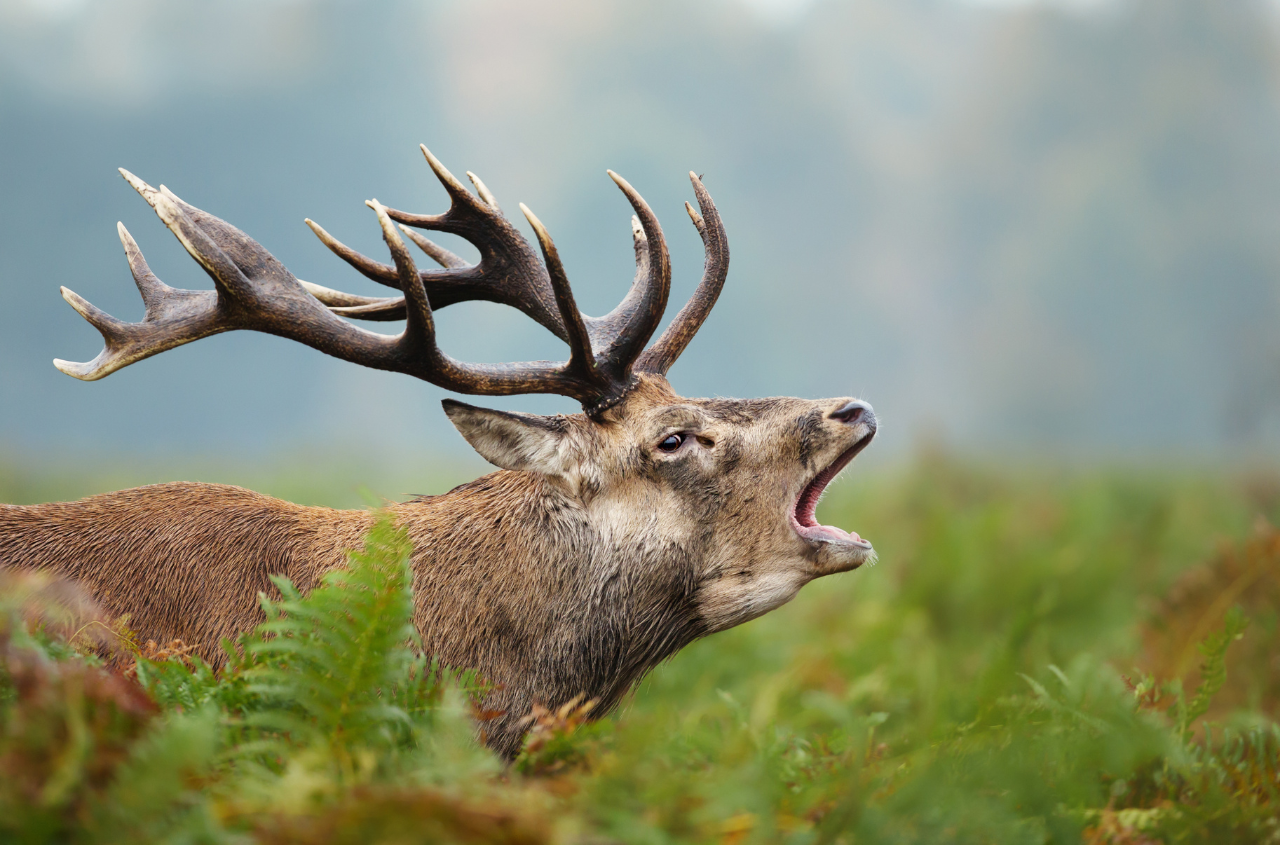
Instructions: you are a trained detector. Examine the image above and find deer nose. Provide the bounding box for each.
[829,400,875,429]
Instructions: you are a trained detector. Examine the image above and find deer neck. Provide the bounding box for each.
[397,469,707,717]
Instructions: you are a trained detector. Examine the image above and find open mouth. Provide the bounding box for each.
[790,434,874,548]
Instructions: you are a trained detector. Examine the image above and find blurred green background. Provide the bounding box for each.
[4,0,1280,484]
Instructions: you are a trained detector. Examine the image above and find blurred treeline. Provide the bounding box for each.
[3,0,1280,469]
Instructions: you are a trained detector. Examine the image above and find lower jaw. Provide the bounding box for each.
[801,524,868,546]
[790,514,872,549]
[796,533,875,573]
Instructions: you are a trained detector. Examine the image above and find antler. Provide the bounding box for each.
[635,173,729,375]
[56,147,728,415]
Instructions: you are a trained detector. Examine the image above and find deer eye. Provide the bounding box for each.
[657,433,685,452]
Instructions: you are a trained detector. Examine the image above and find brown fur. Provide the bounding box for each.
[0,375,876,758]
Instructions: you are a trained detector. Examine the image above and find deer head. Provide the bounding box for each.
[441,381,876,636]
[51,147,877,741]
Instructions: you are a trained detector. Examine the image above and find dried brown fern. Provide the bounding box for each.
[1140,522,1280,722]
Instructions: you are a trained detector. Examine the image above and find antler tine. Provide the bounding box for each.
[328,299,409,321]
[398,224,468,269]
[635,172,729,375]
[307,145,570,341]
[418,144,477,208]
[55,170,413,382]
[304,217,404,289]
[297,221,465,324]
[116,221,170,310]
[587,170,671,376]
[520,203,599,381]
[381,145,492,233]
[53,222,189,380]
[122,171,250,301]
[299,280,410,326]
[364,196,624,404]
[298,280,396,308]
[467,171,501,210]
[366,199,438,352]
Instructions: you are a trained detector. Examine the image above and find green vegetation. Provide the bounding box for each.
[3,458,1280,842]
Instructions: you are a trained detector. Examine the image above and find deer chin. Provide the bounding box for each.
[790,435,875,566]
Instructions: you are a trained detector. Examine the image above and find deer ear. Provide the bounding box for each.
[442,399,573,477]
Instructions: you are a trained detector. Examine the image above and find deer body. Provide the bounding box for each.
[1,149,878,757]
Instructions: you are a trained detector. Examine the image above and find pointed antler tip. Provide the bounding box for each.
[59,286,97,321]
[607,169,635,192]
[60,285,89,307]
[60,284,82,304]
[467,171,499,207]
[367,199,406,249]
[369,201,394,229]
[154,183,188,212]
[519,202,548,234]
[119,168,152,196]
[685,200,705,233]
[53,357,101,381]
[605,171,656,223]
[418,144,446,171]
[116,221,139,250]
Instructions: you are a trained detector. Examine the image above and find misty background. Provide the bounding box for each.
[2,0,1279,496]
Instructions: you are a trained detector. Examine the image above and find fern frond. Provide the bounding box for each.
[236,514,421,760]
[1178,606,1249,743]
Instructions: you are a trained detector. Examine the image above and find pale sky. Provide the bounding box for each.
[19,0,1121,21]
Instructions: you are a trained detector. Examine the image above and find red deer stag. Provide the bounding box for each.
[0,146,877,759]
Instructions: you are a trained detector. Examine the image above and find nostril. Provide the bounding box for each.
[830,400,873,426]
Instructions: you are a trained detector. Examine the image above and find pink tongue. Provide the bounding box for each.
[817,525,862,542]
